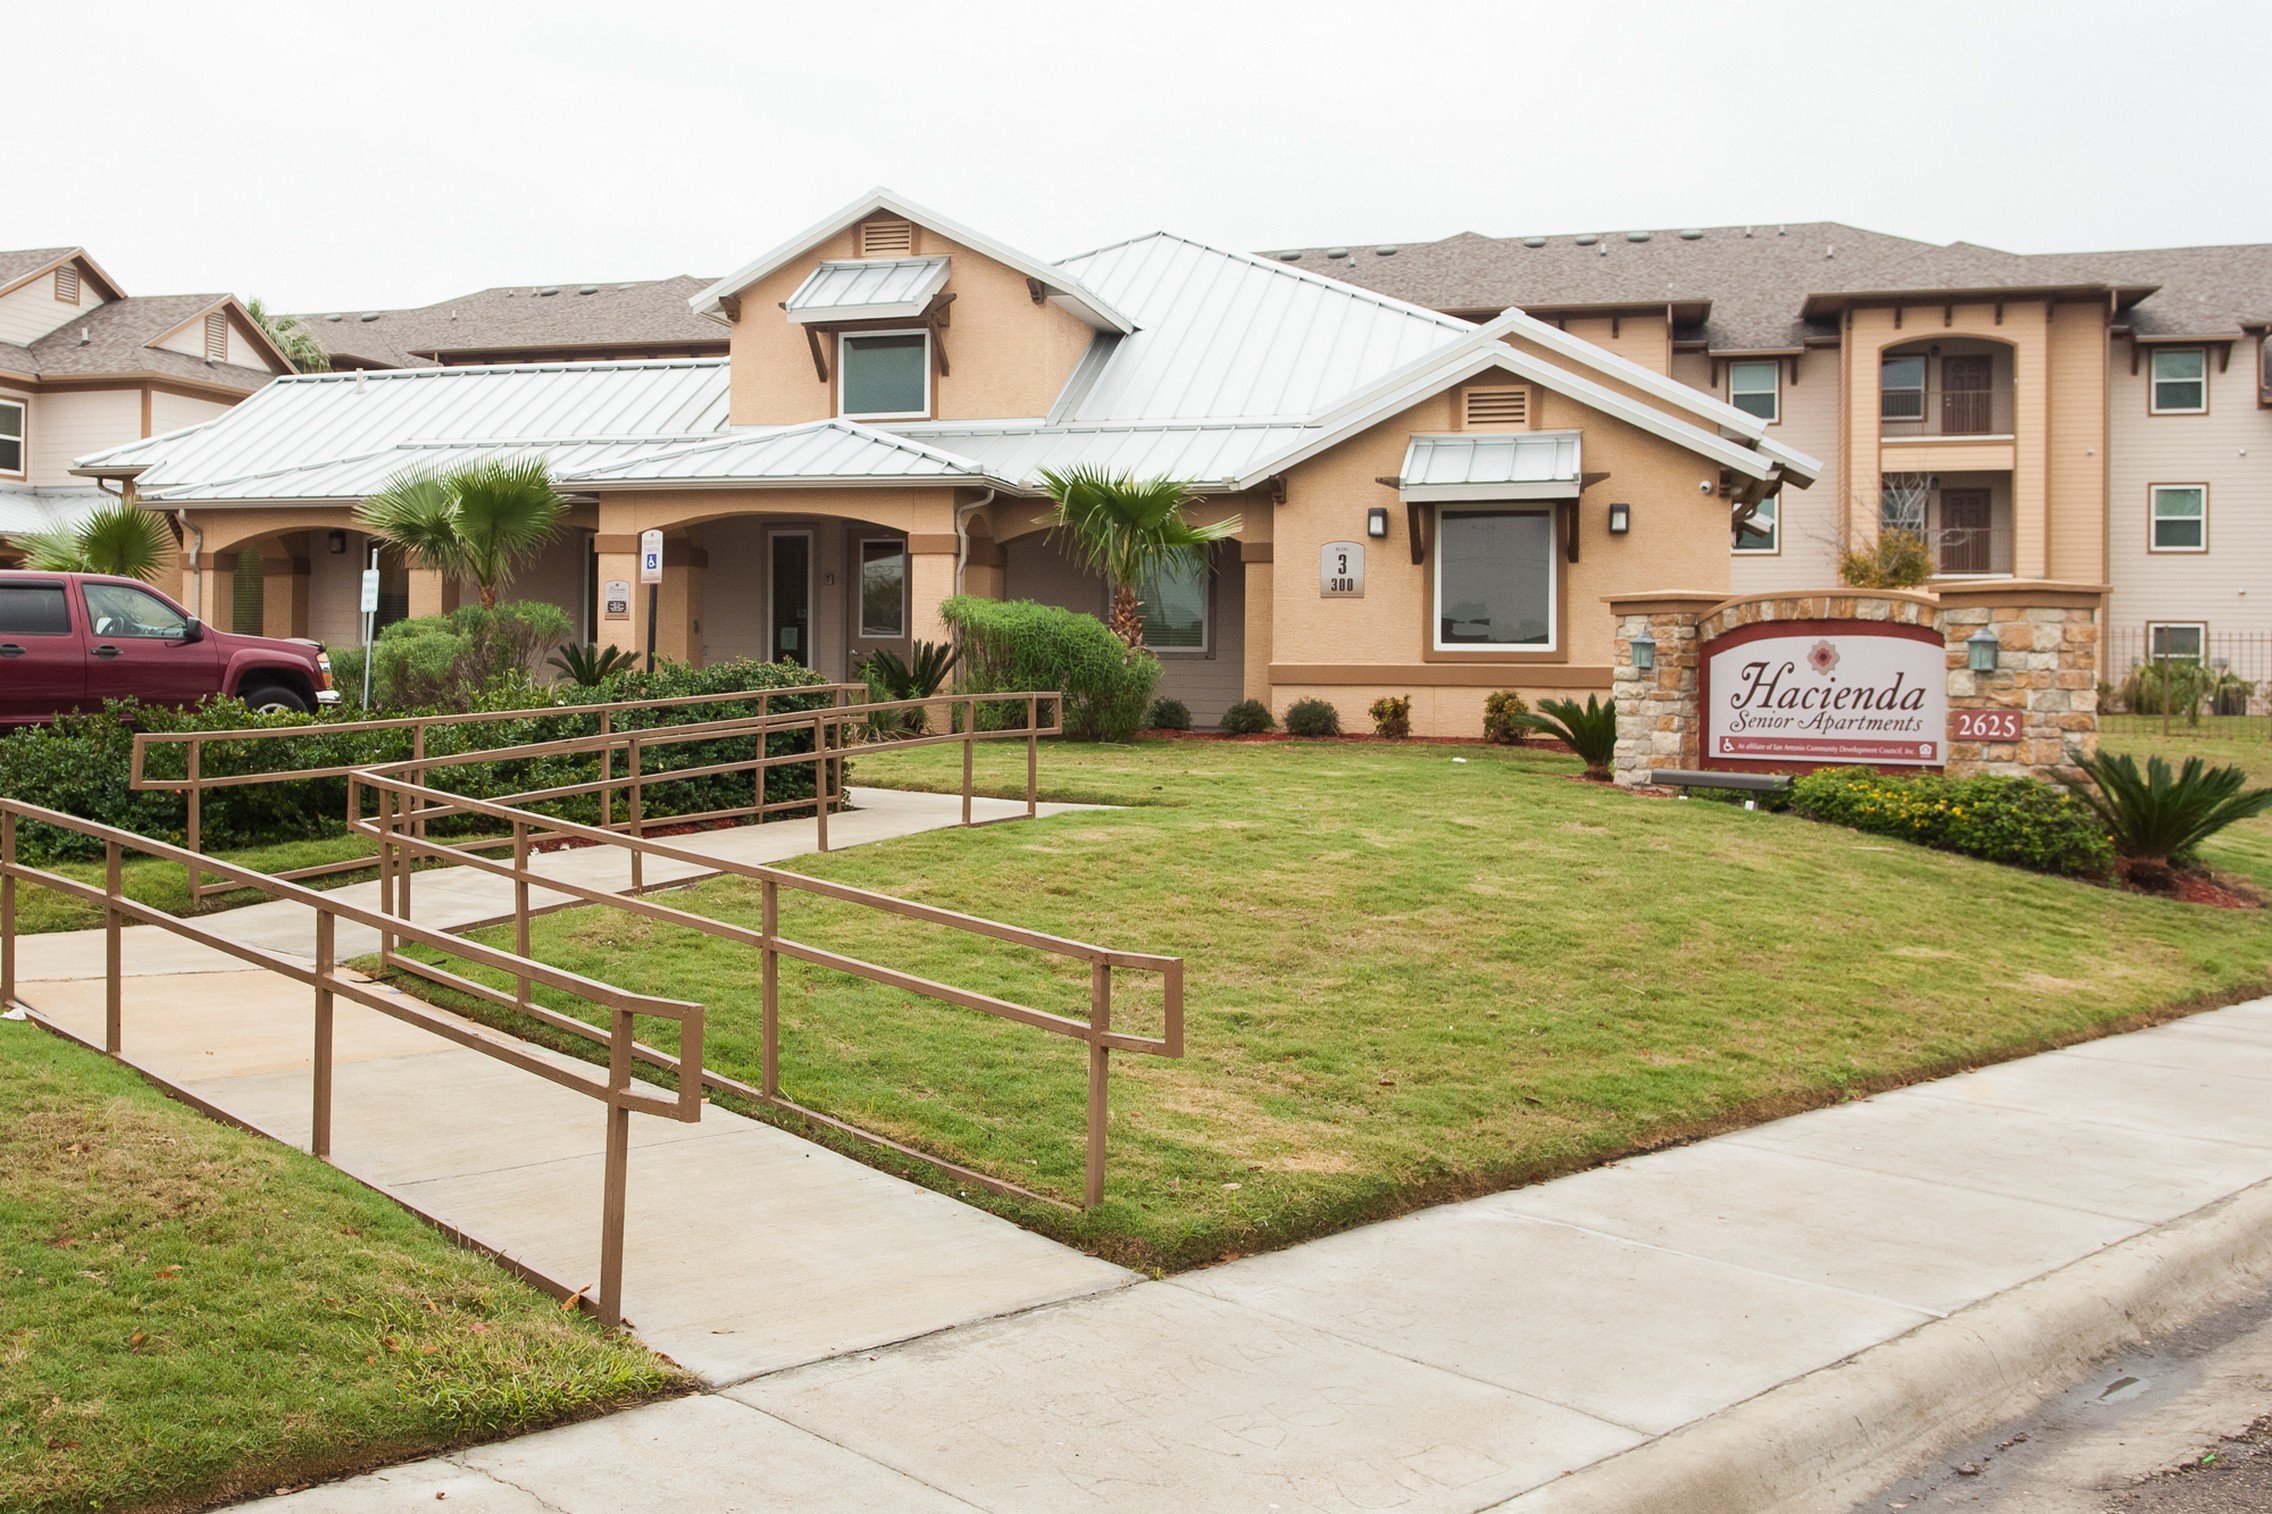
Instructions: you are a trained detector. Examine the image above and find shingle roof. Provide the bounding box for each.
[1266,223,2272,348]
[0,247,77,289]
[15,295,277,393]
[297,276,727,368]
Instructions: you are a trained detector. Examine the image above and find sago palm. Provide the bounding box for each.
[2062,750,2272,873]
[358,457,564,610]
[1512,695,1620,782]
[1037,467,1238,651]
[13,499,175,582]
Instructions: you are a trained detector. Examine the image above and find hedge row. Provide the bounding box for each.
[941,596,1159,742]
[1788,766,2116,878]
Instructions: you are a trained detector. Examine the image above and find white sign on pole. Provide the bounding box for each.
[358,567,381,616]
[639,529,665,585]
[1319,541,1365,597]
[1704,627,1948,767]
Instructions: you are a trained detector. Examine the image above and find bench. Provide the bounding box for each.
[1646,769,1792,808]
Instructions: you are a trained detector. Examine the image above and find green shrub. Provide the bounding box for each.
[940,596,1159,742]
[1512,695,1618,781]
[1790,767,2115,878]
[1285,698,1341,738]
[2112,659,2214,723]
[1220,700,1274,736]
[1149,697,1192,732]
[1369,695,1412,739]
[339,601,572,709]
[1482,690,1530,746]
[1838,529,1935,589]
[548,642,640,686]
[857,639,959,735]
[2062,751,2272,874]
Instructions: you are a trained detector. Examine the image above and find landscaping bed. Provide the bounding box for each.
[401,737,2272,1274]
[0,1021,682,1513]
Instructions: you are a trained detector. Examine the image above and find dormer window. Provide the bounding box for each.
[839,331,930,419]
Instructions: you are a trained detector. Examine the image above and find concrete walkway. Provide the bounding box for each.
[224,998,2272,1513]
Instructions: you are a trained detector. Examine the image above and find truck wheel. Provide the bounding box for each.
[242,683,310,716]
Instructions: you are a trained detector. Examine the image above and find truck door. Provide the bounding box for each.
[0,578,86,723]
[78,580,219,708]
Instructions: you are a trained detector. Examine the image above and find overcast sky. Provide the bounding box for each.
[16,0,2269,312]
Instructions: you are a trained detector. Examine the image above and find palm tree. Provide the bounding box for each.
[1038,467,1239,651]
[358,458,564,610]
[246,298,331,374]
[12,499,174,582]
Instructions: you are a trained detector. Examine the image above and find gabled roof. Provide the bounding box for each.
[693,188,1133,334]
[14,294,284,393]
[0,247,127,304]
[298,275,726,368]
[785,258,953,325]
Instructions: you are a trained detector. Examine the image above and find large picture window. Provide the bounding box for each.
[2149,347,2208,414]
[838,331,929,418]
[1727,360,1780,423]
[1126,552,1209,652]
[0,398,23,475]
[1880,355,1926,422]
[1733,494,1779,554]
[2149,484,2207,552]
[857,538,907,638]
[1434,508,1555,651]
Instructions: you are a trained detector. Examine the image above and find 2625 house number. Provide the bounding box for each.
[1951,709,2024,741]
[1319,541,1365,598]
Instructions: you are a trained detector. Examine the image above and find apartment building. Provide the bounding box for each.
[1271,225,2272,667]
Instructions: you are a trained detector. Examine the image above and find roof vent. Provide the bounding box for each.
[859,219,916,257]
[359,313,380,322]
[537,287,560,297]
[1521,236,1547,249]
[325,313,342,322]
[1375,246,1398,256]
[1679,229,1704,240]
[1626,231,1651,242]
[78,326,89,346]
[1574,234,1599,246]
[578,285,598,295]
[1280,252,1300,261]
[1326,247,1350,259]
[1742,227,1755,238]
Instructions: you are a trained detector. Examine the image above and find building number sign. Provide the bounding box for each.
[1319,541,1364,598]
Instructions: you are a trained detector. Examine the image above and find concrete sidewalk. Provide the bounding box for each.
[230,998,2272,1513]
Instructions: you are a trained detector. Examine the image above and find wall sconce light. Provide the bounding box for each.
[1966,624,2000,673]
[1366,507,1389,539]
[1607,502,1631,535]
[1630,625,1657,673]
[327,530,347,554]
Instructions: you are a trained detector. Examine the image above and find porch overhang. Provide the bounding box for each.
[1393,431,1583,503]
[786,257,952,325]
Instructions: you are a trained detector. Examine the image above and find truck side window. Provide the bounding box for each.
[0,584,72,635]
[82,583,189,640]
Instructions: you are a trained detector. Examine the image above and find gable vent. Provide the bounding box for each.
[204,310,228,361]
[1462,385,1530,430]
[859,219,916,257]
[55,265,80,304]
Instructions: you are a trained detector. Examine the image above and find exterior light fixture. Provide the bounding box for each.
[1630,626,1657,673]
[1366,507,1389,539]
[327,530,348,554]
[1966,624,2000,673]
[1607,502,1631,535]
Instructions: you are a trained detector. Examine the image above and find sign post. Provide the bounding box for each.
[358,552,381,709]
[638,529,664,673]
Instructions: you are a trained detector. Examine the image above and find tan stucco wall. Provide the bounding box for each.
[1557,313,1671,376]
[725,224,1095,428]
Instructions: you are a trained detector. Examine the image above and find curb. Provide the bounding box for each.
[1495,1178,2272,1514]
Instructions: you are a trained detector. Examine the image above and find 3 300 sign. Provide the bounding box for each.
[1951,709,2024,741]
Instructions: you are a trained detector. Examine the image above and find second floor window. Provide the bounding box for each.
[2149,347,2207,414]
[1733,495,1778,554]
[2150,484,2207,551]
[1728,361,1780,423]
[0,398,22,474]
[839,331,930,419]
[1880,356,1926,422]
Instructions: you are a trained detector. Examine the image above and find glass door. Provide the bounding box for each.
[769,531,812,667]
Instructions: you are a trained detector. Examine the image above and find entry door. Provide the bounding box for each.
[1939,489,1993,574]
[1941,355,1992,435]
[769,532,812,667]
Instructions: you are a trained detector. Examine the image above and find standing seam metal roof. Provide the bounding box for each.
[785,258,952,322]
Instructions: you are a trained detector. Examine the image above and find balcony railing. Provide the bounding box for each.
[1933,521,2012,576]
[1881,384,2015,439]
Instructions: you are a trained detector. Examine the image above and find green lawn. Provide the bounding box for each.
[400,736,2272,1274]
[0,1021,684,1514]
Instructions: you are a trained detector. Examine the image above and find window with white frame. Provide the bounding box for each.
[2149,347,2208,414]
[2149,622,2206,661]
[1434,507,1556,651]
[0,398,21,475]
[857,538,907,638]
[1728,360,1780,423]
[838,331,929,418]
[1123,552,1210,652]
[2149,484,2207,551]
[1733,494,1779,553]
[1880,355,1927,422]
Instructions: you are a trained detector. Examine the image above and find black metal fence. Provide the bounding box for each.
[2103,629,2272,746]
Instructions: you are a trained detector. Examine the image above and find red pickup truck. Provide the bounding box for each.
[0,570,339,726]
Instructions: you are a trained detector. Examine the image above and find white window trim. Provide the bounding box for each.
[855,536,909,639]
[1432,505,1559,653]
[1732,493,1780,555]
[1727,360,1780,425]
[837,327,932,421]
[2147,621,2207,661]
[0,396,24,477]
[2148,346,2210,416]
[1880,355,1927,422]
[1113,554,1213,657]
[2148,483,2209,554]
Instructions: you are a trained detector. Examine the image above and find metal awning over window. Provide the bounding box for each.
[1395,431,1582,502]
[786,257,952,325]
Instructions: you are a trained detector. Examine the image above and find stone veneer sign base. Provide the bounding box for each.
[1607,583,2107,789]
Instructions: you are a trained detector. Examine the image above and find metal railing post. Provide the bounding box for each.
[375,785,397,959]
[1027,696,1039,818]
[626,737,644,892]
[813,714,829,853]
[313,910,335,1159]
[963,704,975,827]
[761,878,779,1098]
[598,709,615,832]
[104,840,123,1055]
[599,1009,633,1330]
[513,819,532,1009]
[0,813,15,1010]
[184,739,204,908]
[1086,962,1111,1209]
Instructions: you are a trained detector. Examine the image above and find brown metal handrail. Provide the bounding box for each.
[345,696,1177,1211]
[128,681,868,906]
[0,799,703,1327]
